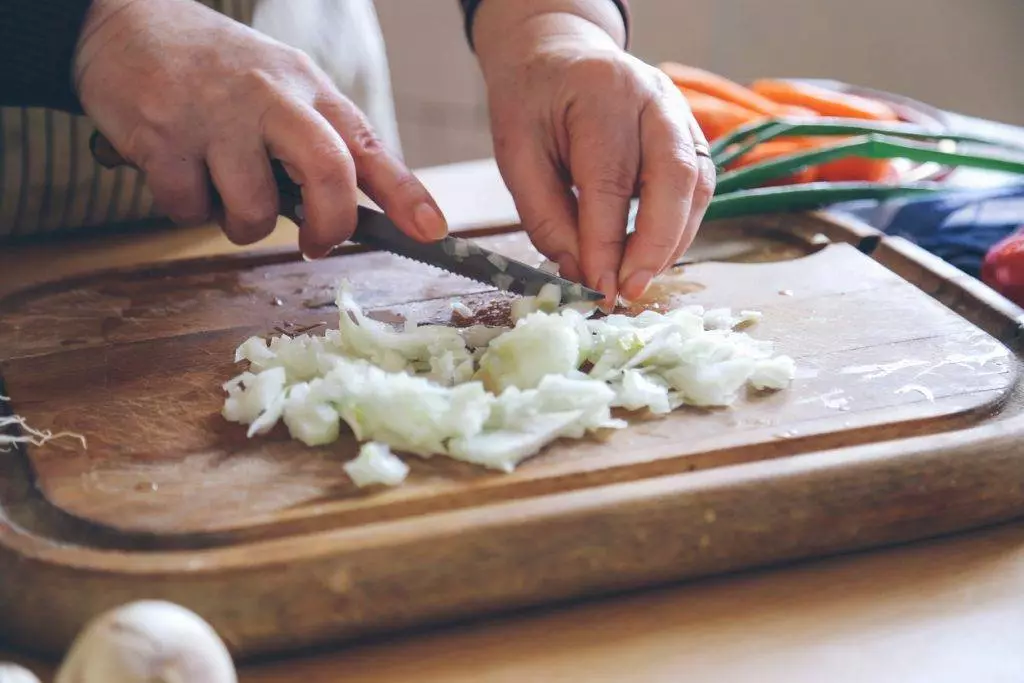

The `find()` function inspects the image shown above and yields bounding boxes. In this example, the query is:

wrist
[73,0,140,92]
[472,1,626,75]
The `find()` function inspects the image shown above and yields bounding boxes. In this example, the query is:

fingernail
[620,269,654,303]
[597,272,618,309]
[414,202,448,241]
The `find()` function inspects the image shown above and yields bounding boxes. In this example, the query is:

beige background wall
[374,0,1024,169]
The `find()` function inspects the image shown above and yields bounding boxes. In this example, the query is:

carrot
[678,88,764,141]
[779,104,820,119]
[661,62,791,117]
[798,135,896,182]
[749,80,900,121]
[726,140,819,186]
[727,136,895,185]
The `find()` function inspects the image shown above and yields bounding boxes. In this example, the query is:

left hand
[472,2,716,305]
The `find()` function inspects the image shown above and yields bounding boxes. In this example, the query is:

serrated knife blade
[351,206,604,303]
[87,129,601,302]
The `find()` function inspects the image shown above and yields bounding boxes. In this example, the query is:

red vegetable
[981,227,1024,306]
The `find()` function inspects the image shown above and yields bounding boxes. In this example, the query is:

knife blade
[89,130,603,304]
[351,206,603,303]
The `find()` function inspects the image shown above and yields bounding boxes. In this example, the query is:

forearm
[461,0,629,65]
[0,0,95,113]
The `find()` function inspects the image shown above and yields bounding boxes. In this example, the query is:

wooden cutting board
[2,213,1023,660]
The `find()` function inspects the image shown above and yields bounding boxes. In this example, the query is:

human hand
[472,1,715,305]
[73,0,447,258]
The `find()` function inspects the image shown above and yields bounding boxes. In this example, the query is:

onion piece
[344,442,410,487]
[222,280,796,483]
[54,601,236,683]
[476,311,581,392]
[448,410,585,472]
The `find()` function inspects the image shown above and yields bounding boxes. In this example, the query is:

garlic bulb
[0,663,41,683]
[55,600,237,683]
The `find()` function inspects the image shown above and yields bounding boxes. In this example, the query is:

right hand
[73,0,447,258]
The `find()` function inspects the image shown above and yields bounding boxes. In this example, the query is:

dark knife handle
[89,129,304,221]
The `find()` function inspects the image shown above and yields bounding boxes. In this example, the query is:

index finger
[618,90,701,302]
[315,96,448,243]
[570,115,640,307]
[261,101,359,259]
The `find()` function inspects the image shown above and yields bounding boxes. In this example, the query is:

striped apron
[0,0,398,239]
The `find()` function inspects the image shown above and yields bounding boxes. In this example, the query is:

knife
[88,131,604,304]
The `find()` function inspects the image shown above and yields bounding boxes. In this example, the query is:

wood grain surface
[2,159,1024,682]
[0,229,1016,537]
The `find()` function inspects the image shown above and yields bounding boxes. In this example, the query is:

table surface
[2,159,1023,683]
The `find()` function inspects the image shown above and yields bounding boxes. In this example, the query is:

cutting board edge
[2,399,1024,660]
[4,211,1024,661]
[19,380,1017,542]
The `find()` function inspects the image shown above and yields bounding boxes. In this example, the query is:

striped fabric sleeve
[458,0,631,50]
[0,0,258,241]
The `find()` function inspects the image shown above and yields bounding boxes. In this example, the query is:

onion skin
[54,600,237,683]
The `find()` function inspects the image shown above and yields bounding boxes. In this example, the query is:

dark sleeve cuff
[459,0,632,51]
[0,0,95,114]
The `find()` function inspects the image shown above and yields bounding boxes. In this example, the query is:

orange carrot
[728,136,895,185]
[678,87,764,141]
[749,80,899,121]
[802,135,896,182]
[779,104,820,119]
[726,140,819,186]
[661,62,792,117]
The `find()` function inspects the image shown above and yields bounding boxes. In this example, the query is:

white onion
[344,442,410,487]
[54,601,236,683]
[220,280,796,480]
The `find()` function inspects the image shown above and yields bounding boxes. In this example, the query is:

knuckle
[304,143,355,187]
[526,214,563,250]
[649,70,677,99]
[240,68,282,102]
[584,162,637,199]
[647,148,701,196]
[231,198,278,230]
[282,45,318,74]
[390,171,424,199]
[344,119,388,161]
[573,57,626,87]
[642,227,680,251]
[160,197,209,225]
[588,231,626,252]
[693,164,717,201]
[667,144,702,177]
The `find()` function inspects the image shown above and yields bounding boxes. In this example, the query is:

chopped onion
[611,370,672,414]
[476,311,581,392]
[750,355,798,390]
[221,280,796,483]
[344,442,409,487]
[449,410,584,472]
